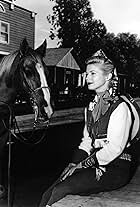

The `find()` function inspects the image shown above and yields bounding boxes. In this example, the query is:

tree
[47,0,140,96]
[47,0,107,69]
[103,32,140,96]
[103,32,140,73]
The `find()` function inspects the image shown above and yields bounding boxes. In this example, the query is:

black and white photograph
[0,0,140,207]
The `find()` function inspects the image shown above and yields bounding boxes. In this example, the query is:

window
[0,21,9,44]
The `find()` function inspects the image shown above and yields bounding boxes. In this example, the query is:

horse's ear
[35,39,47,57]
[19,38,29,56]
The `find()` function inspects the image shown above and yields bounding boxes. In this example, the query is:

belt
[119,153,131,162]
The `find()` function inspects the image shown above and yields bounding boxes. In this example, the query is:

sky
[15,0,140,48]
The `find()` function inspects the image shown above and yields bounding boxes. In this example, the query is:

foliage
[103,33,140,71]
[47,0,107,69]
[47,0,140,96]
[102,32,140,95]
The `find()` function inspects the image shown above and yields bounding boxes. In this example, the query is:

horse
[0,38,53,199]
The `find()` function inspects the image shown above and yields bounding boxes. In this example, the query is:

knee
[52,184,71,197]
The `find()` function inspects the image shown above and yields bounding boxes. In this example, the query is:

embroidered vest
[87,97,134,145]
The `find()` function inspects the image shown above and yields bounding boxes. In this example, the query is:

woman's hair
[86,50,114,75]
[86,50,119,98]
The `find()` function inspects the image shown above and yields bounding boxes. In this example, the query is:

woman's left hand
[60,162,82,181]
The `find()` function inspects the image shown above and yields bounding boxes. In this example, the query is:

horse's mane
[0,51,19,77]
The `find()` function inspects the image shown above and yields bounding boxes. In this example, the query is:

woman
[39,50,139,207]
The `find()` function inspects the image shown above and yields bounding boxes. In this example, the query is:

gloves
[60,162,82,181]
[72,149,88,164]
[60,149,100,182]
[80,151,99,169]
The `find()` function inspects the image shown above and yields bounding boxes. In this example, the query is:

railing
[12,107,85,133]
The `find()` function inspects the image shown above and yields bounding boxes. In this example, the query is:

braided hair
[111,68,119,100]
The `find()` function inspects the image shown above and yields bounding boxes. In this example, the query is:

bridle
[0,51,51,145]
[18,51,51,128]
[0,41,51,207]
[25,84,51,127]
[31,86,50,125]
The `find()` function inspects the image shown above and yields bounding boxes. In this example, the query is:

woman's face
[86,63,110,93]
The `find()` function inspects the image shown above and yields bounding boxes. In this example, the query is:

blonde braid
[110,68,119,101]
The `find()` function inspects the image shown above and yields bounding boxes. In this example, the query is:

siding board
[0,0,35,53]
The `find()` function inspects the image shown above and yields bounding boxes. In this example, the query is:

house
[0,0,36,61]
[44,48,81,99]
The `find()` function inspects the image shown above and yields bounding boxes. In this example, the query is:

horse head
[16,38,53,125]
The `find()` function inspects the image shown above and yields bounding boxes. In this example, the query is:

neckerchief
[92,90,111,122]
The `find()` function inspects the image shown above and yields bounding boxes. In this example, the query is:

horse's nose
[44,105,53,119]
[41,99,53,120]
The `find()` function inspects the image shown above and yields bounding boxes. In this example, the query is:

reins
[0,52,50,145]
[0,48,52,143]
[0,101,49,145]
[18,52,51,126]
[22,84,50,127]
[0,38,50,207]
[0,50,50,144]
[0,100,49,207]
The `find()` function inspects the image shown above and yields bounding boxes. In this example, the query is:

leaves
[47,0,140,95]
[47,0,106,68]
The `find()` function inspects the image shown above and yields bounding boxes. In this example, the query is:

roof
[44,48,80,71]
[2,0,37,14]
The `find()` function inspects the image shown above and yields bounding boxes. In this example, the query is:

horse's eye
[24,67,33,78]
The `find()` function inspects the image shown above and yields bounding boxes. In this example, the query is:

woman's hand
[60,162,82,181]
